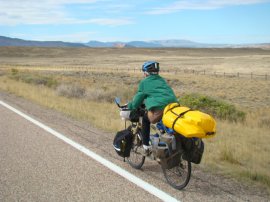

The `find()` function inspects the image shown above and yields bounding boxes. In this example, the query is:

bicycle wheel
[127,130,145,169]
[162,154,191,190]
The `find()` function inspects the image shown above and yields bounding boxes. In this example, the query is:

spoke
[162,159,191,189]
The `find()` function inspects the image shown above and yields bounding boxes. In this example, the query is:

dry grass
[0,76,124,132]
[204,119,270,187]
[0,47,270,190]
[56,83,86,98]
[1,46,270,74]
[163,73,270,110]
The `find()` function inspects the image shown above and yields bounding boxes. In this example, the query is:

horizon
[1,35,270,45]
[1,1,270,44]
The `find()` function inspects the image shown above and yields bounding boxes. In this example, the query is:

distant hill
[85,39,270,48]
[1,36,269,49]
[0,36,87,47]
[150,39,219,48]
[126,41,161,48]
[84,40,119,47]
[85,40,207,48]
[84,41,145,48]
[85,40,160,48]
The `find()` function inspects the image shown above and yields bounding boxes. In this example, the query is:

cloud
[0,0,133,26]
[82,18,133,26]
[147,0,270,14]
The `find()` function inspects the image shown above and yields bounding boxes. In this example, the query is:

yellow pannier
[162,103,216,138]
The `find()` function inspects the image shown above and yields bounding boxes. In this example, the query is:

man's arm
[128,82,146,110]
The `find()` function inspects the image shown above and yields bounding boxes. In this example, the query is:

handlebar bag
[162,103,216,138]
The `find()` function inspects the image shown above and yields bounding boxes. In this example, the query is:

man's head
[142,61,159,76]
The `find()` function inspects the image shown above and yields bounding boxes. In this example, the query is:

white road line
[0,100,180,202]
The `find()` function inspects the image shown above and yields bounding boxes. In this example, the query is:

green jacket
[128,74,178,111]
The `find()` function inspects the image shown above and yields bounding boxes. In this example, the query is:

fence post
[266,74,268,80]
[237,72,239,78]
[251,72,253,79]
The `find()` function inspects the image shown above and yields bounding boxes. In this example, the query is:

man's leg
[148,110,163,124]
[141,113,151,156]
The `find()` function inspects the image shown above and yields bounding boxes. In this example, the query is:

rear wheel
[162,154,191,190]
[127,130,145,169]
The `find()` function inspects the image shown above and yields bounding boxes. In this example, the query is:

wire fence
[163,69,269,80]
[84,67,269,81]
[1,65,269,80]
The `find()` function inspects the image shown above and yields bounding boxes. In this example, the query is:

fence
[84,67,269,81]
[1,65,269,80]
[172,69,269,80]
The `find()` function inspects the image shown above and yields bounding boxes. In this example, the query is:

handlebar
[114,97,128,110]
[115,97,146,123]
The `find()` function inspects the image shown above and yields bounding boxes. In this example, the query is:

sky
[0,0,270,44]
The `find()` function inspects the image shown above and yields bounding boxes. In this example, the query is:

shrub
[11,68,19,75]
[85,88,113,102]
[9,71,58,88]
[85,86,136,103]
[56,84,85,98]
[179,93,246,122]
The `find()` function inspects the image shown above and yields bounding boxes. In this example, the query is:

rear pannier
[182,137,204,164]
[162,103,216,139]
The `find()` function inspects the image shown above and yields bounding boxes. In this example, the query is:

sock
[143,145,151,150]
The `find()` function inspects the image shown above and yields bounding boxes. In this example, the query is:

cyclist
[127,61,178,155]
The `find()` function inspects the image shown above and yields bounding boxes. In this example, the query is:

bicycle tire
[127,130,145,169]
[162,155,191,190]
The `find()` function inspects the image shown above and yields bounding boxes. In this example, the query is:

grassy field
[0,46,270,190]
[1,46,270,74]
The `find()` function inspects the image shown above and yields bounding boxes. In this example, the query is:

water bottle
[151,133,159,148]
[160,133,176,151]
[171,135,176,150]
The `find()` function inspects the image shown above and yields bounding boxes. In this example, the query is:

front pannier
[162,103,216,139]
[113,127,133,158]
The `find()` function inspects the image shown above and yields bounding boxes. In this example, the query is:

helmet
[142,61,159,74]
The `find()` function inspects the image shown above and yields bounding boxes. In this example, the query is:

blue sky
[0,0,270,44]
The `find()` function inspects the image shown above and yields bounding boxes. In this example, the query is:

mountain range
[0,36,86,48]
[84,39,219,48]
[0,36,269,48]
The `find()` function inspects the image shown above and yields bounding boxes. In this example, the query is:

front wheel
[162,154,191,190]
[127,130,145,169]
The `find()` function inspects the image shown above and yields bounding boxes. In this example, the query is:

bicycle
[115,98,192,190]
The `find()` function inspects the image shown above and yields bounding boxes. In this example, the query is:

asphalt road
[0,92,269,202]
[0,102,167,202]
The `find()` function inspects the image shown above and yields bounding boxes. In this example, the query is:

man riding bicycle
[127,61,178,155]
